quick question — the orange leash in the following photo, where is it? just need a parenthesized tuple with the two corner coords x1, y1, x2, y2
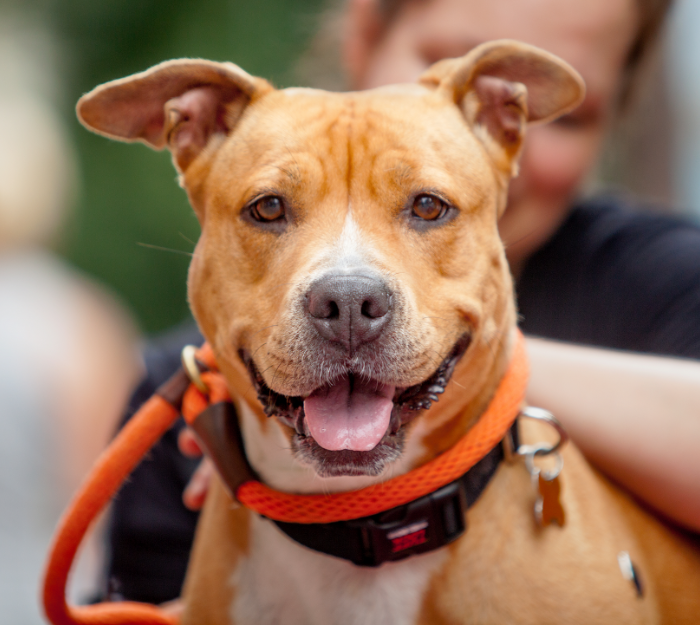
(42, 395, 181, 625)
(42, 333, 527, 625)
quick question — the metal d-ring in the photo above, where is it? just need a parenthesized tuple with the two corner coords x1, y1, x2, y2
(515, 406, 568, 458)
(181, 345, 209, 394)
(524, 447, 564, 481)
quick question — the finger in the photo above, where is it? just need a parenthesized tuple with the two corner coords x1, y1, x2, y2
(178, 427, 203, 457)
(183, 458, 214, 510)
(160, 599, 184, 617)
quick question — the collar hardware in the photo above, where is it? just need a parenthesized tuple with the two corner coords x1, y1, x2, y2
(351, 478, 467, 566)
(513, 407, 568, 527)
(181, 344, 209, 394)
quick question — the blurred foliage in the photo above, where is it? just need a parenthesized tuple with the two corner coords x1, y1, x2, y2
(24, 0, 326, 333)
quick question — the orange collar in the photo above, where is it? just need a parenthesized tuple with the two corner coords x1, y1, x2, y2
(42, 331, 527, 625)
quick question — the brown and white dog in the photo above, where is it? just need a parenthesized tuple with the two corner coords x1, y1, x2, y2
(78, 41, 700, 624)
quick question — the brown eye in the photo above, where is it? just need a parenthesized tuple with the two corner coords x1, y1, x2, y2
(412, 194, 448, 221)
(251, 196, 285, 222)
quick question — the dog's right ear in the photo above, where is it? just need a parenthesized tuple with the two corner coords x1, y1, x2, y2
(77, 59, 273, 172)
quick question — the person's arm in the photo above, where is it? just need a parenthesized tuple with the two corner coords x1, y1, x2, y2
(526, 336, 700, 532)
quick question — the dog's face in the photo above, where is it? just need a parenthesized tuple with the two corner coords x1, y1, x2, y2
(79, 41, 583, 482)
(189, 86, 511, 477)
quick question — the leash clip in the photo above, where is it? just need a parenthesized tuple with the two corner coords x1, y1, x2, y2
(181, 344, 209, 394)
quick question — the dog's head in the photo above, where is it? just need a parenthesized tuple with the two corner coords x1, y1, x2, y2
(79, 41, 583, 485)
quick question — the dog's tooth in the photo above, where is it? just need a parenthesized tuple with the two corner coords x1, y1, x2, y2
(389, 409, 401, 434)
(427, 385, 444, 394)
(427, 394, 439, 402)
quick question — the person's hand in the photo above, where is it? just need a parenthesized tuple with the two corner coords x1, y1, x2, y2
(178, 428, 214, 511)
(160, 598, 184, 617)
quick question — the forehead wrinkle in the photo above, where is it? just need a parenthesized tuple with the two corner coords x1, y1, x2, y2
(270, 160, 301, 186)
(247, 141, 327, 185)
(245, 162, 299, 188)
(383, 162, 413, 182)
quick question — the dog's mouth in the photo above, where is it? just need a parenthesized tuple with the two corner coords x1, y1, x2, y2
(240, 334, 470, 477)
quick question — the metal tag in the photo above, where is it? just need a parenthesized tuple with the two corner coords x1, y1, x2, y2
(516, 407, 568, 528)
(535, 473, 565, 527)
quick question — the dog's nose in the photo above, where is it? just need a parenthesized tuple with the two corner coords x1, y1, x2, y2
(306, 275, 392, 352)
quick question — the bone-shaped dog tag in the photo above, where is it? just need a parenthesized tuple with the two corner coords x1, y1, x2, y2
(535, 473, 565, 527)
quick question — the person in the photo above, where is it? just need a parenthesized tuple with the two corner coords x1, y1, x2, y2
(104, 0, 700, 606)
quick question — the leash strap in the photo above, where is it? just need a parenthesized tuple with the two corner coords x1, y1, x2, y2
(42, 390, 184, 625)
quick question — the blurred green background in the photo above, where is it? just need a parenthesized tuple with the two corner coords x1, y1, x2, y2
(18, 0, 325, 334)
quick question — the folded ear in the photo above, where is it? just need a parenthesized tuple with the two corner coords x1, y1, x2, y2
(77, 59, 273, 172)
(419, 40, 585, 176)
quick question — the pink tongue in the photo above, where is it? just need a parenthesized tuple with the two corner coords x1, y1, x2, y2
(304, 376, 395, 452)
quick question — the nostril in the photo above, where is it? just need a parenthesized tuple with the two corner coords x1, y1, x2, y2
(307, 293, 340, 320)
(327, 300, 340, 320)
(361, 296, 388, 319)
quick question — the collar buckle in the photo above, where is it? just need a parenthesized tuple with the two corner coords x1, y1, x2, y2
(348, 479, 467, 567)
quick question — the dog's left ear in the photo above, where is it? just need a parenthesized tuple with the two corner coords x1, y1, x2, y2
(420, 40, 585, 176)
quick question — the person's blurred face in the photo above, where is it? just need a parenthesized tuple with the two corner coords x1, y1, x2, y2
(345, 0, 638, 273)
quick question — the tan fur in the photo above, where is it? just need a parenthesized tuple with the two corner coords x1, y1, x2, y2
(77, 40, 700, 624)
(181, 478, 248, 624)
(417, 420, 700, 624)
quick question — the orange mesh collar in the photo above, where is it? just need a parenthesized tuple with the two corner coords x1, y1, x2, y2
(42, 331, 527, 625)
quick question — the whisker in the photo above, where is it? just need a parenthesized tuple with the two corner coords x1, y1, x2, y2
(251, 342, 268, 358)
(178, 232, 197, 246)
(136, 242, 196, 257)
(501, 227, 537, 249)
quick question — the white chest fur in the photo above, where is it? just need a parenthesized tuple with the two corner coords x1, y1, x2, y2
(229, 514, 447, 625)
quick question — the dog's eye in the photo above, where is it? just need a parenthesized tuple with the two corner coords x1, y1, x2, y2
(412, 194, 448, 221)
(250, 196, 285, 222)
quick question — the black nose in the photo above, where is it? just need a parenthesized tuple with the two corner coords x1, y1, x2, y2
(305, 275, 392, 352)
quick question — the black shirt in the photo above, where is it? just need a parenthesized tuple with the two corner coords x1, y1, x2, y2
(106, 195, 700, 603)
(519, 195, 700, 357)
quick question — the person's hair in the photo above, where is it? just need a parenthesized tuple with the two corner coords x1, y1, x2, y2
(621, 0, 675, 104)
(297, 0, 674, 105)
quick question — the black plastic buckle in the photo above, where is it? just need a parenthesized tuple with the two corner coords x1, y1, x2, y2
(347, 479, 468, 567)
